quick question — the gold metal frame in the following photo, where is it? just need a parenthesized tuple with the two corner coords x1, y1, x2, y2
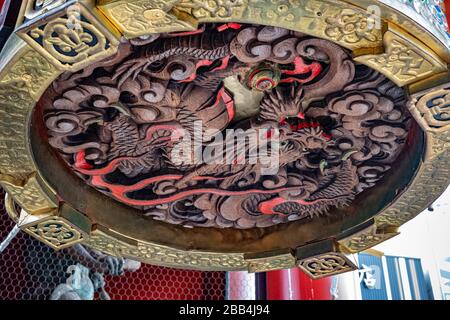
(0, 0, 448, 277)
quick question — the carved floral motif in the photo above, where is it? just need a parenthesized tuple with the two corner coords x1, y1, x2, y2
(325, 8, 381, 44)
(104, 0, 196, 36)
(177, 0, 247, 19)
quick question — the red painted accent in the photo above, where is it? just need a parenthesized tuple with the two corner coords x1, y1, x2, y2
(289, 121, 320, 132)
(266, 127, 275, 139)
(247, 68, 276, 90)
(74, 124, 182, 176)
(74, 150, 93, 169)
(259, 197, 287, 215)
(289, 120, 332, 140)
(222, 89, 235, 120)
(259, 121, 334, 215)
(76, 156, 148, 176)
(259, 192, 345, 215)
(217, 23, 242, 32)
(212, 86, 225, 108)
(179, 59, 215, 82)
(79, 120, 330, 207)
(179, 56, 230, 83)
(211, 55, 230, 72)
(90, 174, 303, 207)
(246, 69, 260, 88)
(233, 153, 246, 165)
(145, 123, 183, 141)
(280, 57, 322, 84)
(266, 268, 332, 300)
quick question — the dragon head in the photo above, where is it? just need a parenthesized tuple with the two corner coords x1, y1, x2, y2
(278, 121, 333, 166)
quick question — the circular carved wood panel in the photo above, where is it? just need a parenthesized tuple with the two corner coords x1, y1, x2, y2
(41, 23, 411, 229)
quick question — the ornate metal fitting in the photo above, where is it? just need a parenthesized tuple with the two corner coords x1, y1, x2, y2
(16, 0, 120, 72)
(246, 64, 281, 92)
(245, 249, 296, 273)
(296, 239, 358, 279)
(337, 221, 400, 254)
(20, 215, 87, 250)
(298, 252, 358, 279)
(0, 0, 448, 276)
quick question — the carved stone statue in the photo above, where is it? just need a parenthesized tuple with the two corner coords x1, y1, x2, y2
(50, 244, 141, 300)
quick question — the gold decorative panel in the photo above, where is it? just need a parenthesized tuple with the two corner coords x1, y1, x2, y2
(21, 216, 85, 250)
(355, 24, 447, 87)
(98, 0, 383, 51)
(16, 1, 120, 72)
(97, 0, 198, 38)
(245, 250, 296, 273)
(408, 83, 450, 133)
(338, 224, 399, 254)
(0, 49, 57, 100)
(1, 174, 57, 215)
(21, 0, 69, 22)
(0, 0, 446, 275)
(375, 130, 450, 228)
(374, 82, 450, 229)
(86, 229, 247, 271)
(297, 252, 358, 279)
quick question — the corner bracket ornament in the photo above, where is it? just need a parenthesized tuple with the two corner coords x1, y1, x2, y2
(354, 24, 447, 87)
(374, 82, 450, 229)
(97, 0, 198, 39)
(16, 0, 120, 72)
(298, 253, 357, 279)
(0, 174, 57, 215)
(408, 82, 450, 133)
(20, 214, 87, 250)
(296, 239, 357, 279)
